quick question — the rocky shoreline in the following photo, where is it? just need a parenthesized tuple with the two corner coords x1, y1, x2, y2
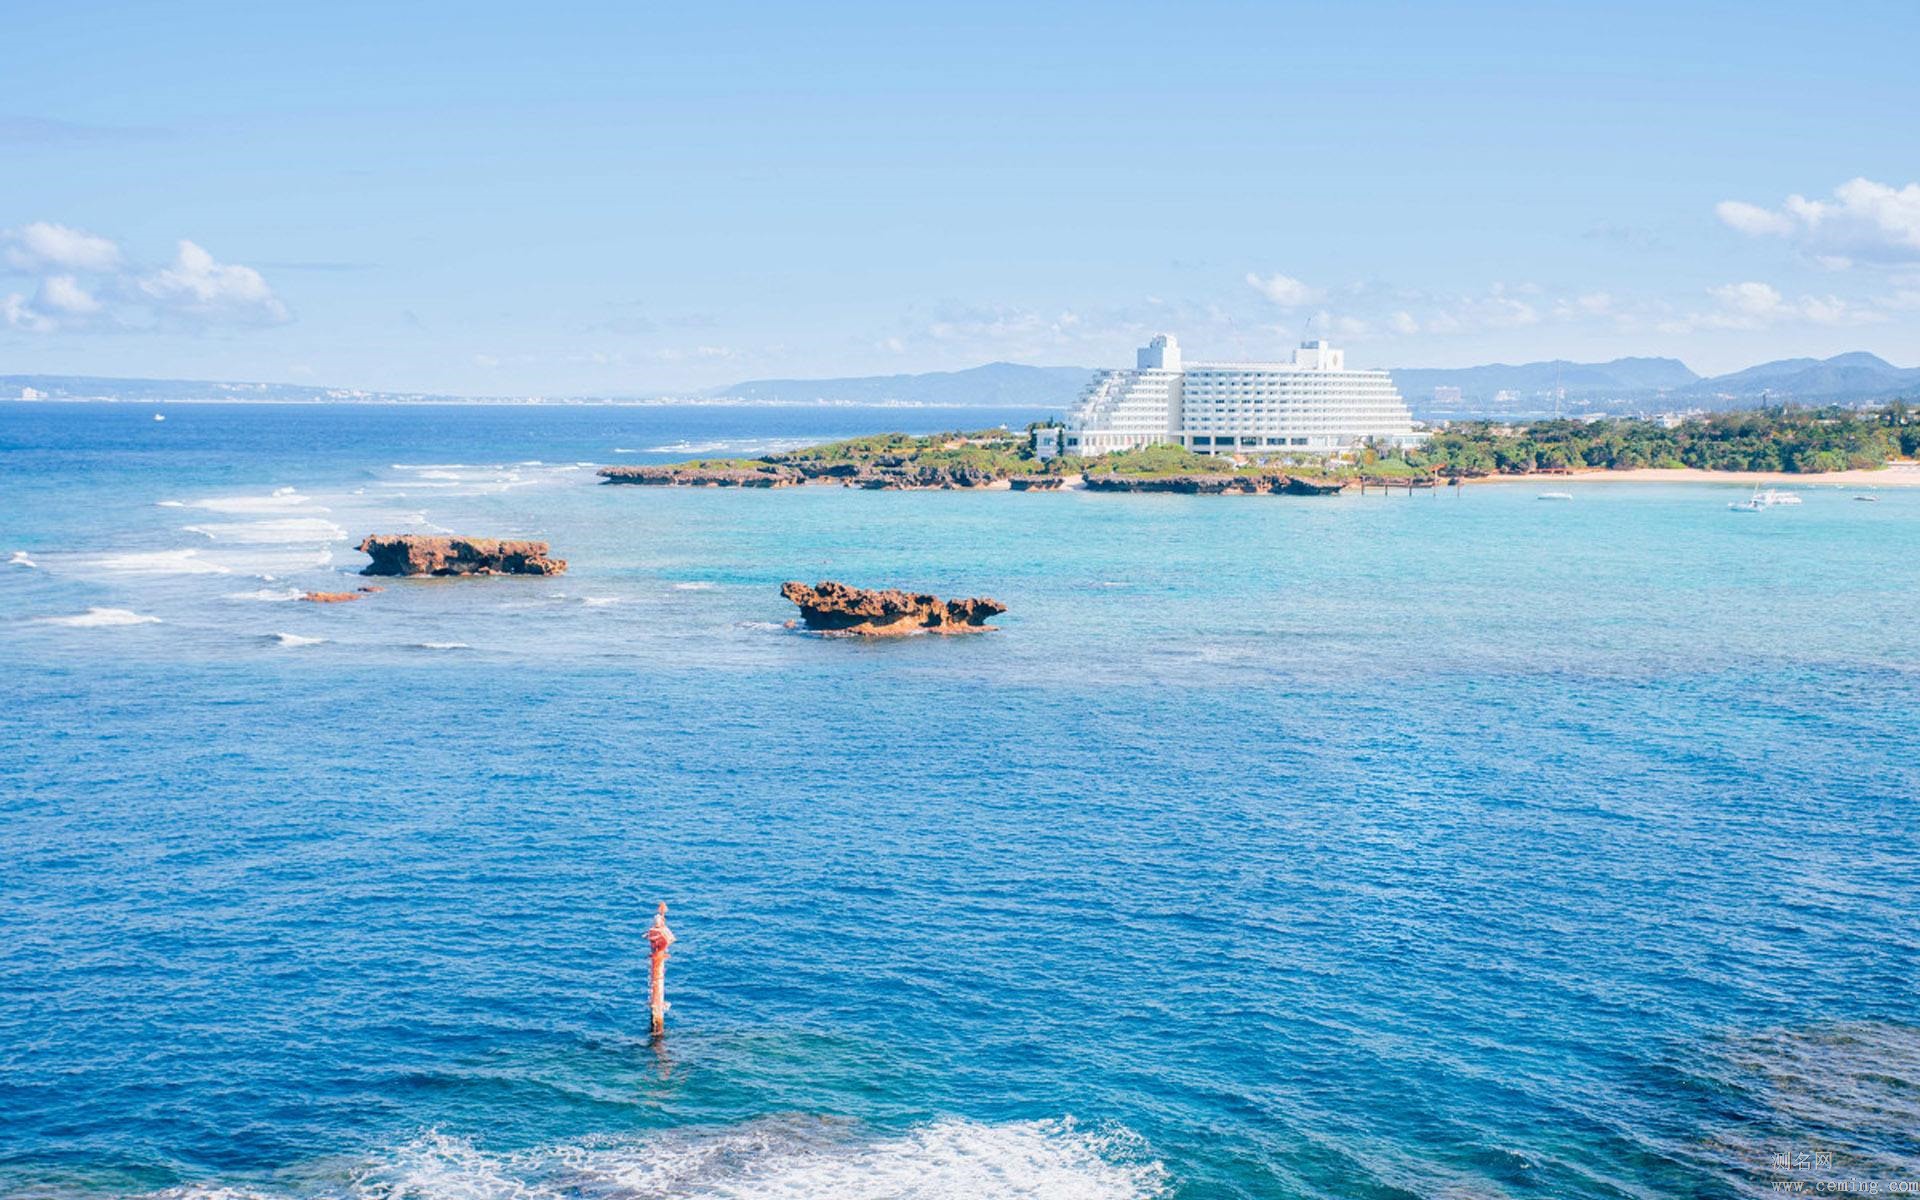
(600, 461, 1004, 490)
(1080, 472, 1361, 495)
(599, 463, 1427, 495)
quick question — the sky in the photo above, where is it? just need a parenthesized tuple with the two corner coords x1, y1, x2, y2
(4, 0, 1919, 395)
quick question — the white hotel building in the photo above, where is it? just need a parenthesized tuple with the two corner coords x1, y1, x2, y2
(1061, 335, 1423, 457)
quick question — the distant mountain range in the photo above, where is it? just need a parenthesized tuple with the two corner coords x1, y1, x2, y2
(7, 351, 1917, 415)
(1389, 358, 1698, 407)
(1394, 351, 1920, 415)
(1674, 352, 1920, 405)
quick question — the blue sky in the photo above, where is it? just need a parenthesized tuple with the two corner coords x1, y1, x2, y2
(4, 0, 1918, 394)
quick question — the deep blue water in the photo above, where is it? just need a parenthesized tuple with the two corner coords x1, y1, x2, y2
(2, 402, 1917, 1199)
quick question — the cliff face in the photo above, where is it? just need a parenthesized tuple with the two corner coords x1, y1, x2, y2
(779, 580, 1006, 636)
(357, 535, 567, 577)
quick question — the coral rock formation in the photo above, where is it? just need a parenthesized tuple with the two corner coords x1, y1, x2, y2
(357, 535, 566, 577)
(779, 580, 1006, 636)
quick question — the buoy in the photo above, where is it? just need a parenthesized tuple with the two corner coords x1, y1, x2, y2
(645, 901, 676, 1036)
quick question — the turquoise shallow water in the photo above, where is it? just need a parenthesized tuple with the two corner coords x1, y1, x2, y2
(2, 402, 1918, 1199)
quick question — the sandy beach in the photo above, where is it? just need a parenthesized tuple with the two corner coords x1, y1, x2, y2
(1465, 463, 1920, 488)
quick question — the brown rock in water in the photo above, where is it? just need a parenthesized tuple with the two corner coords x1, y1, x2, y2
(357, 535, 566, 577)
(300, 591, 361, 603)
(779, 580, 1006, 636)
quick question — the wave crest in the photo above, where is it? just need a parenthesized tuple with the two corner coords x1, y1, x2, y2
(147, 1117, 1163, 1200)
(37, 607, 162, 627)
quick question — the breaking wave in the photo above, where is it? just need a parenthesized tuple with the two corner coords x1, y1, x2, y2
(266, 632, 326, 647)
(38, 607, 162, 627)
(416, 642, 472, 651)
(225, 588, 305, 602)
(642, 437, 818, 455)
(144, 1117, 1163, 1199)
(165, 488, 319, 515)
(94, 548, 232, 575)
(185, 518, 349, 544)
(7, 550, 35, 568)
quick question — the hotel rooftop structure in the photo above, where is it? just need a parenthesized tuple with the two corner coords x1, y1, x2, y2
(1061, 335, 1423, 457)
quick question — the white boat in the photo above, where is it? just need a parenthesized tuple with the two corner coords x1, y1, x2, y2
(1537, 492, 1573, 501)
(1729, 487, 1798, 512)
(153, 413, 166, 422)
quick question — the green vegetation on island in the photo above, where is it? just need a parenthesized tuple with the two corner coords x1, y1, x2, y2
(623, 403, 1919, 488)
(1400, 403, 1919, 476)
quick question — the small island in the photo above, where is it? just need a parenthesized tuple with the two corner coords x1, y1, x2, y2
(781, 580, 1006, 636)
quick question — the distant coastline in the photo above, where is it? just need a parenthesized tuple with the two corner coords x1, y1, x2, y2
(2, 395, 987, 410)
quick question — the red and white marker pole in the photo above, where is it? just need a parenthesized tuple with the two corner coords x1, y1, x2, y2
(645, 901, 675, 1036)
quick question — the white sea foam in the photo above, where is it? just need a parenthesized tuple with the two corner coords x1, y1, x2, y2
(672, 581, 718, 591)
(580, 595, 623, 607)
(643, 436, 817, 455)
(417, 642, 472, 651)
(167, 489, 320, 515)
(266, 632, 326, 647)
(89, 545, 332, 580)
(185, 518, 348, 544)
(225, 587, 305, 602)
(7, 550, 35, 568)
(39, 607, 162, 627)
(146, 1118, 1162, 1199)
(94, 548, 232, 575)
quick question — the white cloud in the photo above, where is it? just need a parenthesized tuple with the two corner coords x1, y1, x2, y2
(1710, 280, 1783, 317)
(38, 274, 100, 315)
(1717, 178, 1920, 264)
(3, 221, 123, 272)
(3, 291, 55, 332)
(136, 240, 289, 324)
(1714, 200, 1795, 238)
(1389, 311, 1419, 334)
(1661, 280, 1887, 333)
(1244, 272, 1321, 307)
(1, 225, 289, 334)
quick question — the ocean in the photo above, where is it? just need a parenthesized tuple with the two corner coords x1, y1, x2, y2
(2, 401, 1917, 1199)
